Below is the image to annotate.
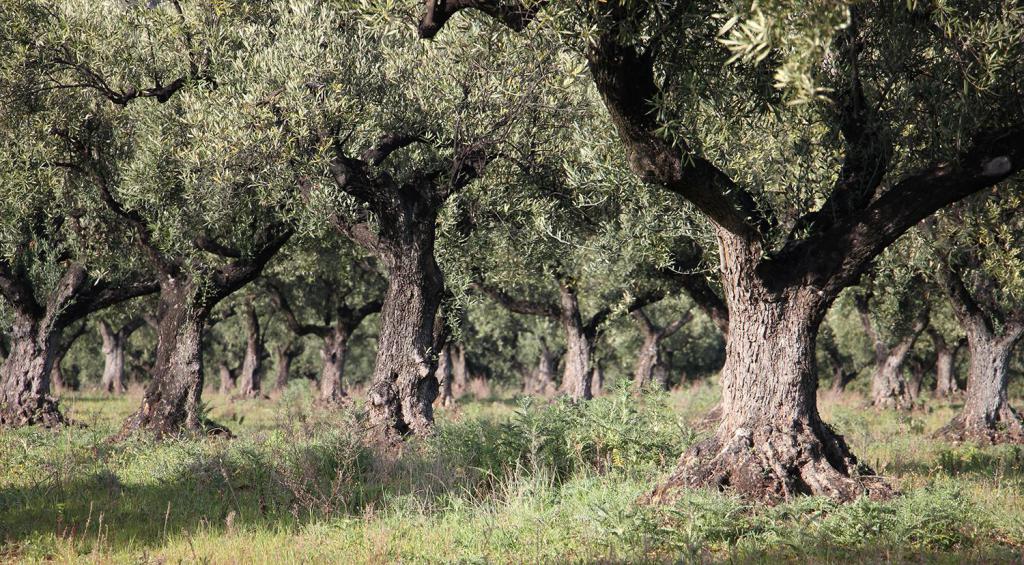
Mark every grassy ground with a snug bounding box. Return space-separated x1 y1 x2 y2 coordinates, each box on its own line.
2 380 1023 564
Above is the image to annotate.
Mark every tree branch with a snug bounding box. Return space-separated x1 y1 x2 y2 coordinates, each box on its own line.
586 30 770 240
418 0 546 39
265 281 331 338
767 123 1024 293
470 281 559 318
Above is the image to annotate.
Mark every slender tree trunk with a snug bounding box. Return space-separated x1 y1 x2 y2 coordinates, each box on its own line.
591 364 605 396
120 280 212 437
938 324 1024 442
451 343 468 397
528 342 556 396
906 358 927 405
319 327 350 404
558 283 592 401
218 363 235 396
0 313 64 427
273 343 297 391
99 321 129 394
236 304 263 398
932 332 963 398
652 233 890 503
365 236 444 442
633 330 659 392
436 343 454 408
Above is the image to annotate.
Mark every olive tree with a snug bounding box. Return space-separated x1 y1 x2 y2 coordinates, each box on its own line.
927 187 1024 443
21 0 296 436
422 0 1024 501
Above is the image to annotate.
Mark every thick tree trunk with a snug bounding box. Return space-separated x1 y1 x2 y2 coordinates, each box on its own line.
218 363 235 396
0 313 64 427
236 305 263 398
436 343 454 408
558 283 592 401
120 280 212 437
938 325 1024 443
651 233 890 504
319 327 350 404
365 239 443 442
99 321 128 394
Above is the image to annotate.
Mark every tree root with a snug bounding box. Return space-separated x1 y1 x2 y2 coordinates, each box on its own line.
647 419 895 505
934 409 1024 445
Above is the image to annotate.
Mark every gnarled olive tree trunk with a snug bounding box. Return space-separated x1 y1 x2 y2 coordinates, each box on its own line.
931 330 963 398
236 304 264 398
435 343 454 408
319 327 351 404
938 322 1024 442
857 296 927 409
558 283 593 401
652 233 891 503
218 363 235 396
632 308 690 392
527 340 557 396
365 216 444 442
273 341 300 391
120 279 210 437
451 343 468 397
100 318 144 394
0 313 63 427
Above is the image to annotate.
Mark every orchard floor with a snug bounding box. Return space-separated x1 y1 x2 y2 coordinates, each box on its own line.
2 380 1024 564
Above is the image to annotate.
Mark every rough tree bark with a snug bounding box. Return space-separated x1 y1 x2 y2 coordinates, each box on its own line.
0 261 156 427
632 307 691 392
823 337 857 395
475 279 661 402
930 329 964 398
117 230 291 438
435 342 455 408
419 0 1024 501
939 325 1024 442
50 322 87 393
236 304 264 398
318 131 493 442
934 257 1024 443
557 282 595 401
100 318 145 394
121 277 210 435
857 295 929 410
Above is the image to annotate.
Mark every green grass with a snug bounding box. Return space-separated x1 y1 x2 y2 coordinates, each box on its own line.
2 381 1023 563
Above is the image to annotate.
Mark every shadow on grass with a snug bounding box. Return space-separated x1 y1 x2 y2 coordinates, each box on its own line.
0 430 413 555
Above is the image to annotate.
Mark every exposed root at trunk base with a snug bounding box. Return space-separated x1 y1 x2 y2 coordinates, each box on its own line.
0 395 67 428
647 420 895 505
934 410 1024 445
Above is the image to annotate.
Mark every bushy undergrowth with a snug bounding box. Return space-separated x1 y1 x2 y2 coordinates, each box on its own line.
2 384 1024 563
